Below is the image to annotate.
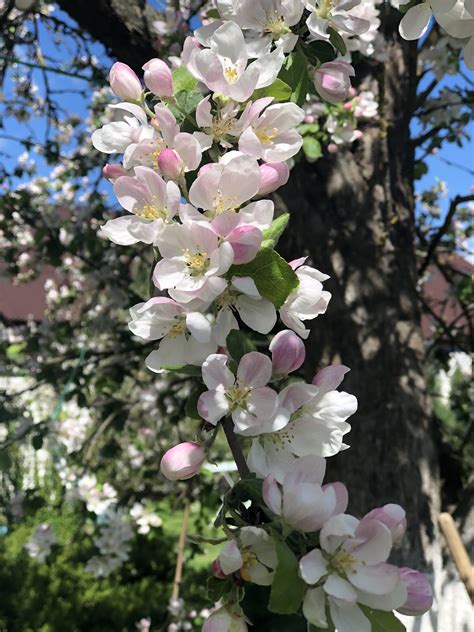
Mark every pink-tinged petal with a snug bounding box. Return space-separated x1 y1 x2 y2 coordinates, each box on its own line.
262 474 282 515
218 540 243 575
174 132 202 171
239 126 264 159
196 95 213 128
232 407 262 435
350 563 400 595
109 62 142 101
299 549 328 585
238 199 275 229
158 148 183 179
100 216 141 245
227 225 262 264
247 387 279 419
236 296 277 334
237 351 272 387
329 603 370 632
152 258 186 289
323 482 349 516
153 105 179 144
303 588 327 628
312 364 351 392
283 454 327 487
279 382 319 414
231 276 260 298
320 514 359 554
134 166 168 208
114 175 150 212
324 576 358 605
289 256 307 270
358 580 408 611
142 58 173 97
351 518 393 565
201 353 234 389
197 389 229 425
363 504 407 546
211 211 241 237
189 165 222 211
160 441 205 480
185 312 211 343
397 567 433 616
258 162 290 196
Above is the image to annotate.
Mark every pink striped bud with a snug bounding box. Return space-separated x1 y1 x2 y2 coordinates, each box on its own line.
364 503 407 545
397 568 433 616
211 559 226 579
142 58 173 98
313 61 355 104
102 163 127 182
108 62 142 101
269 329 305 375
157 148 183 179
160 442 205 481
258 162 290 195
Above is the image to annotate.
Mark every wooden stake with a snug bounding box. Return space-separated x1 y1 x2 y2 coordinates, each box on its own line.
438 512 474 604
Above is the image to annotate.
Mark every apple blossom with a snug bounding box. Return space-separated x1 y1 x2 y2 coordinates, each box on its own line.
299 512 408 631
142 58 174 97
128 297 217 370
109 62 142 101
182 22 284 102
239 102 305 162
280 258 332 338
257 162 290 195
197 352 284 433
160 442 206 480
396 567 434 616
202 608 248 632
92 102 152 155
364 503 407 546
262 455 347 531
101 166 180 246
217 526 277 585
305 0 371 41
153 221 234 302
269 329 305 376
436 1 474 70
312 61 355 104
194 96 245 149
399 0 456 41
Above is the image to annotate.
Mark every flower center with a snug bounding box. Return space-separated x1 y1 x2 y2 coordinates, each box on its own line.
328 548 358 575
138 196 168 220
212 116 235 139
264 12 289 38
168 319 186 338
226 384 251 409
266 422 296 450
215 288 236 309
224 65 239 85
212 189 238 215
317 0 333 19
240 547 258 581
255 126 279 145
183 249 209 275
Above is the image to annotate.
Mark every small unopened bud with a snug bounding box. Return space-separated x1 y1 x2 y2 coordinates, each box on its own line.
142 58 173 98
312 61 355 104
160 442 205 481
327 143 338 154
397 568 433 616
258 162 290 195
108 62 142 101
211 559 226 579
158 148 184 179
102 163 127 182
364 504 407 545
269 329 305 376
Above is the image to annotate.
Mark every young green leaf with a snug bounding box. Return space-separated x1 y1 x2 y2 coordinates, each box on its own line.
226 330 257 363
359 606 407 632
303 41 336 66
303 137 322 161
268 539 306 614
262 213 290 247
172 66 198 93
228 247 299 309
328 27 347 56
279 51 310 107
253 79 292 102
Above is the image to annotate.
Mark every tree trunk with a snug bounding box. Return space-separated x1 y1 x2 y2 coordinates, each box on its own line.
279 10 441 571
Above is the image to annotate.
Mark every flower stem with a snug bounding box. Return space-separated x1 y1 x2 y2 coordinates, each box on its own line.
222 417 250 479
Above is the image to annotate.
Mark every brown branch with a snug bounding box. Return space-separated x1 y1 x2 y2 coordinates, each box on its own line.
438 513 474 604
222 417 250 479
419 194 474 278
171 500 190 602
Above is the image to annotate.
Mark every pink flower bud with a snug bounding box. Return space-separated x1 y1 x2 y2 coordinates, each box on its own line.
397 568 433 616
313 61 355 104
364 503 407 545
108 62 142 101
102 163 128 182
142 58 173 98
258 162 290 195
327 143 338 154
343 101 354 111
160 442 205 481
269 329 305 375
203 609 248 632
227 225 262 264
157 148 184 179
211 559 226 579
304 114 315 123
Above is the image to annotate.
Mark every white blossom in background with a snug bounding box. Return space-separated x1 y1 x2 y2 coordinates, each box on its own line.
130 502 163 534
25 524 58 562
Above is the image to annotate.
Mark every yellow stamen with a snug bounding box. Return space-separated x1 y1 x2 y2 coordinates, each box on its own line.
183 249 209 275
240 548 258 581
168 320 186 338
255 126 279 145
264 12 290 38
224 66 239 85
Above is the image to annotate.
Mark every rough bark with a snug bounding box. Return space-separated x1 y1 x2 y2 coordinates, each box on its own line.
278 10 441 570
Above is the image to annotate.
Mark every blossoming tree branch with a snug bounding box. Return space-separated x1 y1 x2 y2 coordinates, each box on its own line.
89 1 472 629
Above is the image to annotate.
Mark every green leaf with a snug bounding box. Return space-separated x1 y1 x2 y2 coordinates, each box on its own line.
226 330 256 363
207 576 234 602
0 450 12 470
268 539 306 614
303 41 336 66
359 606 407 632
228 477 264 508
262 213 290 247
161 364 202 377
303 136 322 161
328 27 347 56
185 387 206 420
32 434 44 450
172 66 198 93
228 247 299 309
253 79 292 102
278 51 309 106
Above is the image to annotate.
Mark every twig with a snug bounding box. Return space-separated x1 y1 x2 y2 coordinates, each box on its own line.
222 417 250 479
438 513 474 604
171 500 191 602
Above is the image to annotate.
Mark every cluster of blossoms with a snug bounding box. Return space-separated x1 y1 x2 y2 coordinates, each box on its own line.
25 523 58 562
87 0 443 628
